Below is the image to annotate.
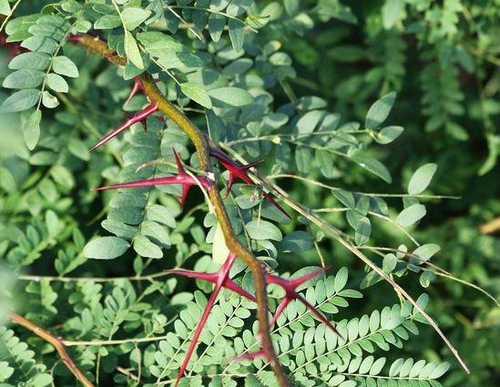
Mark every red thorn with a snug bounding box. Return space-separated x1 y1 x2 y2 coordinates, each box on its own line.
95 148 211 207
167 268 256 302
96 176 188 191
90 103 158 151
267 270 342 338
125 77 144 106
174 253 237 386
210 148 290 218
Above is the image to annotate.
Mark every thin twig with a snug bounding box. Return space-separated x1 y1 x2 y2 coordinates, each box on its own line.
221 144 471 374
9 313 94 387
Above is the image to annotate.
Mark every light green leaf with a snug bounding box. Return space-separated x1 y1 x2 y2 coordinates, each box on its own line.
94 14 121 30
0 89 41 113
376 125 404 144
0 361 14 381
296 110 325 134
134 235 162 258
122 7 151 30
22 109 42 151
0 0 11 16
180 82 212 109
3 69 45 89
408 163 437 195
83 236 130 259
124 33 144 70
396 204 426 227
412 244 440 263
52 56 79 78
212 222 230 264
430 362 450 379
8 52 51 71
208 87 253 106
46 73 69 93
246 220 282 241
41 91 59 109
351 154 392 183
365 92 396 129
382 0 405 29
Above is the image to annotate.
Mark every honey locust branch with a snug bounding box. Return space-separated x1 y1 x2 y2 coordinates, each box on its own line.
71 34 290 387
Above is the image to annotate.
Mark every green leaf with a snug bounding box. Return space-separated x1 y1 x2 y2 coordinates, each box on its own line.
134 235 162 258
208 87 253 106
31 373 53 386
408 163 437 195
52 56 79 78
94 14 122 30
430 362 449 379
180 82 212 109
382 0 405 29
412 244 440 263
0 89 41 113
296 110 325 134
0 361 14 382
83 236 130 259
396 204 426 227
0 0 11 16
212 222 230 265
365 92 396 129
46 73 69 93
8 52 51 71
22 109 42 151
376 125 404 144
228 18 245 51
42 91 59 108
333 189 355 208
124 33 144 70
3 69 45 89
246 220 282 241
122 7 151 30
351 154 392 183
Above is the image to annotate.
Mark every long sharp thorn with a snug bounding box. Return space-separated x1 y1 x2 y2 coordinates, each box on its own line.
270 298 291 329
223 279 256 302
289 269 324 288
175 254 237 386
175 285 223 386
296 294 342 339
125 78 144 106
172 148 186 174
166 269 218 283
96 176 181 191
90 103 158 151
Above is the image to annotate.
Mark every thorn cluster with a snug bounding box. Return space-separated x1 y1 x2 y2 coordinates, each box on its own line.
97 149 210 207
167 258 339 385
210 148 290 219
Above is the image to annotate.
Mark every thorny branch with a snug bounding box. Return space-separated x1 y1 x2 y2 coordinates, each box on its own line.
71 34 291 387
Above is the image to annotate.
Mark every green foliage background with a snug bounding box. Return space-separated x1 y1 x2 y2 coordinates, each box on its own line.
0 0 498 386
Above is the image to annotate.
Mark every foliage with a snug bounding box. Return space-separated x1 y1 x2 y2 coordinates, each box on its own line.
0 0 498 386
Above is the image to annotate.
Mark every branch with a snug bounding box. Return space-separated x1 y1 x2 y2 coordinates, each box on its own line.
9 313 94 387
72 34 290 387
480 217 500 235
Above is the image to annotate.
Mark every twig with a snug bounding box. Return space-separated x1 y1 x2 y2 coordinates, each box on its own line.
9 313 94 387
480 217 500 234
221 144 471 374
